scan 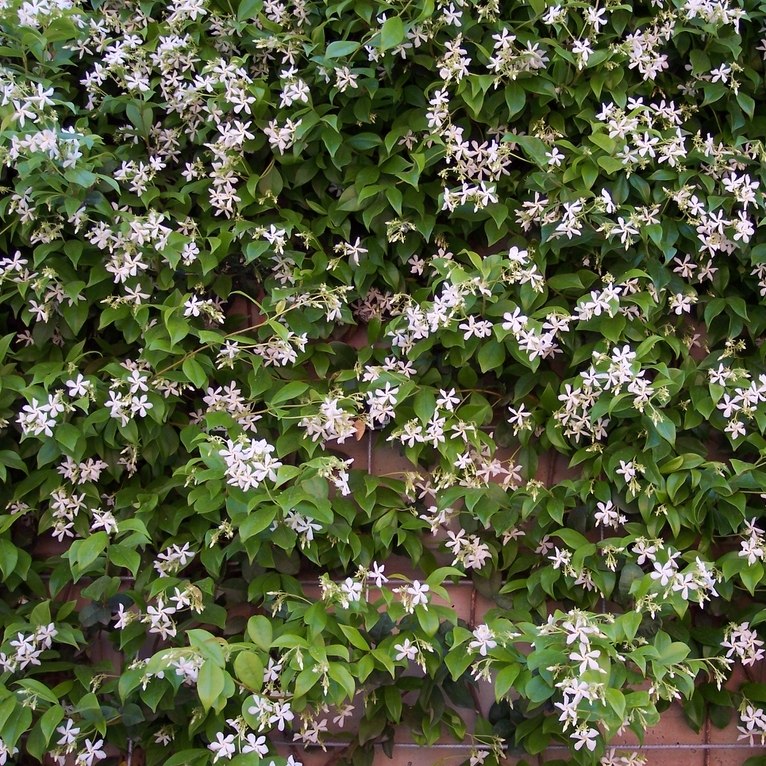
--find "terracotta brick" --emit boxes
[473,591,495,623]
[370,744,473,766]
[705,747,766,765]
[326,432,371,471]
[272,743,760,766]
[612,703,709,746]
[433,581,474,623]
[336,324,370,350]
[634,749,705,766]
[88,630,123,670]
[536,449,579,487]
[706,715,743,745]
[228,295,264,328]
[686,320,710,363]
[368,438,417,479]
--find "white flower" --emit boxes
[572,726,599,751]
[723,622,765,666]
[710,64,731,83]
[0,738,18,765]
[242,733,268,757]
[546,147,565,166]
[569,645,605,674]
[66,374,92,398]
[616,460,637,482]
[650,554,679,586]
[601,188,617,213]
[459,315,492,340]
[269,701,294,731]
[333,703,355,727]
[725,419,746,440]
[184,295,203,317]
[394,638,418,661]
[340,577,362,604]
[369,561,388,586]
[406,580,430,607]
[56,719,80,746]
[572,38,593,68]
[75,738,106,766]
[669,292,697,315]
[436,388,460,411]
[549,547,571,570]
[130,395,153,417]
[208,733,236,762]
[594,500,626,529]
[501,308,528,333]
[155,729,174,746]
[334,66,358,92]
[467,624,497,656]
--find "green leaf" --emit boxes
[329,663,356,699]
[513,134,549,167]
[525,675,552,704]
[656,641,690,666]
[293,667,319,698]
[182,357,208,388]
[74,532,109,571]
[495,665,519,698]
[0,333,14,364]
[702,83,727,105]
[0,539,18,579]
[417,606,439,636]
[197,660,226,711]
[1,704,31,749]
[234,651,264,692]
[737,91,756,119]
[741,563,764,595]
[413,388,435,423]
[383,684,402,720]
[581,161,598,189]
[325,40,360,58]
[247,616,273,651]
[380,16,404,50]
[236,0,262,21]
[26,705,64,760]
[652,413,676,445]
[188,629,227,665]
[683,691,705,733]
[504,84,526,117]
[164,750,208,766]
[269,381,309,406]
[598,156,624,174]
[339,624,370,650]
[477,341,505,373]
[109,544,141,575]
[445,648,474,681]
[56,422,82,455]
[239,506,278,541]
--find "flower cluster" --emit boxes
[0,623,57,673]
[3,0,766,762]
[114,584,203,641]
[218,436,282,491]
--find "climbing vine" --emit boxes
[1,0,766,764]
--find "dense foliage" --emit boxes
[2,0,766,763]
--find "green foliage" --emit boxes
[0,0,765,764]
